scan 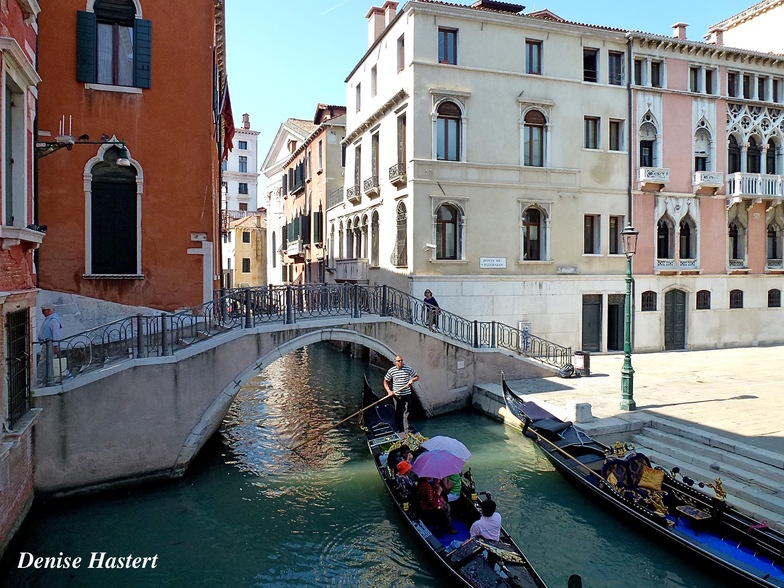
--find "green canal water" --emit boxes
[2,343,723,587]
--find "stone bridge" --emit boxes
[33,314,556,496]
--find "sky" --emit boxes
[225,0,747,175]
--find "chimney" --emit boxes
[383,1,398,26]
[672,22,688,40]
[706,27,725,46]
[365,6,385,47]
[242,113,250,130]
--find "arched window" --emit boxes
[523,110,545,167]
[393,202,407,267]
[657,219,672,259]
[346,218,354,257]
[88,146,139,275]
[371,211,379,267]
[353,216,362,258]
[436,101,461,161]
[768,223,781,260]
[694,127,710,171]
[679,217,695,259]
[521,208,541,260]
[338,221,344,259]
[329,224,334,264]
[728,136,741,174]
[639,121,656,167]
[361,214,369,259]
[78,0,151,89]
[435,204,461,260]
[729,289,744,309]
[696,290,711,310]
[729,222,741,260]
[641,291,657,311]
[769,289,782,308]
[272,232,277,268]
[766,139,777,175]
[747,137,761,173]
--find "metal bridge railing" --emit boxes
[34,284,571,387]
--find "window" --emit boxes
[743,74,752,99]
[774,79,780,103]
[769,289,782,308]
[371,65,377,98]
[521,208,541,260]
[77,2,151,88]
[435,203,462,260]
[272,232,276,267]
[657,219,673,259]
[747,137,761,174]
[679,218,695,259]
[3,75,24,227]
[705,69,714,95]
[583,48,599,83]
[371,132,380,180]
[729,221,743,260]
[584,117,599,149]
[523,109,545,167]
[438,28,457,65]
[307,152,312,179]
[89,147,139,275]
[728,136,741,174]
[356,83,361,112]
[238,140,248,150]
[758,76,767,101]
[767,223,782,260]
[584,215,600,254]
[608,51,623,85]
[397,114,407,164]
[239,183,248,194]
[696,290,711,310]
[242,258,251,273]
[689,67,699,92]
[526,39,542,75]
[766,139,776,174]
[609,216,623,254]
[394,202,407,267]
[650,60,662,88]
[318,140,323,170]
[242,231,250,243]
[695,126,710,171]
[436,101,461,161]
[341,143,346,168]
[239,202,247,212]
[633,58,643,85]
[640,120,656,167]
[397,35,405,71]
[727,72,737,97]
[641,291,657,311]
[729,289,743,309]
[371,211,379,267]
[239,156,248,173]
[354,145,362,187]
[609,120,623,151]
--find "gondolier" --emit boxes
[384,355,419,436]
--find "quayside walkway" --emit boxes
[476,346,784,531]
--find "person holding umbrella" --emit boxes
[384,355,419,436]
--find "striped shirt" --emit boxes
[384,364,418,396]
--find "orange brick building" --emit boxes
[0,0,43,556]
[35,0,226,310]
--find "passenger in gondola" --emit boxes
[396,460,416,496]
[416,477,457,536]
[441,473,461,503]
[470,494,502,541]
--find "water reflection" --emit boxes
[2,343,721,587]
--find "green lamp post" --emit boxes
[620,223,639,411]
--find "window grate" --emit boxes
[6,309,31,427]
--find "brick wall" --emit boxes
[0,429,35,556]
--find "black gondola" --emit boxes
[501,376,784,588]
[361,376,552,588]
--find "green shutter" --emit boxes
[76,11,97,83]
[134,19,152,88]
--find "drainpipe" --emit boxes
[33,13,40,287]
[627,34,634,222]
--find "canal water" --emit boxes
[2,343,722,587]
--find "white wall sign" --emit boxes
[480,257,506,268]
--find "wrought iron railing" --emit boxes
[34,284,572,387]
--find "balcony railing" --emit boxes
[693,171,723,193]
[286,238,304,257]
[346,185,361,204]
[363,175,380,196]
[728,258,747,269]
[638,167,670,190]
[656,258,675,269]
[334,258,369,282]
[766,258,783,269]
[327,188,344,210]
[678,258,698,269]
[726,172,784,198]
[389,162,407,186]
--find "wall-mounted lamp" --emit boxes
[36,134,131,166]
[423,243,437,251]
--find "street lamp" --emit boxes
[620,223,639,411]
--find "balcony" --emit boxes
[693,171,723,194]
[286,238,304,258]
[637,167,670,191]
[728,258,748,272]
[327,188,344,210]
[766,258,783,271]
[346,185,361,204]
[334,258,368,282]
[363,175,380,197]
[726,172,784,200]
[389,162,407,186]
[655,258,676,271]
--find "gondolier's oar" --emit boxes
[521,416,606,481]
[289,388,399,453]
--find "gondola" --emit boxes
[501,376,784,588]
[361,376,556,588]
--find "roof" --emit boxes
[229,214,266,229]
[709,0,784,32]
[261,118,319,175]
[286,118,318,137]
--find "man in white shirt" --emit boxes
[470,495,502,542]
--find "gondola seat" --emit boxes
[602,452,669,513]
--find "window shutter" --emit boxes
[134,19,152,88]
[76,11,97,83]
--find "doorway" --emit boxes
[664,289,687,350]
[581,294,601,352]
[607,294,625,352]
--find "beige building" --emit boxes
[706,0,784,53]
[224,213,267,288]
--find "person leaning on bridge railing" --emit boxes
[423,289,440,331]
[36,304,64,385]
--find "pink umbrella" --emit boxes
[411,449,466,479]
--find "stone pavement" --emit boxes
[504,345,784,454]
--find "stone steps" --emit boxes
[628,420,784,532]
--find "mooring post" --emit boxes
[136,314,144,358]
[244,288,252,328]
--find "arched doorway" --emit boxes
[664,289,687,350]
